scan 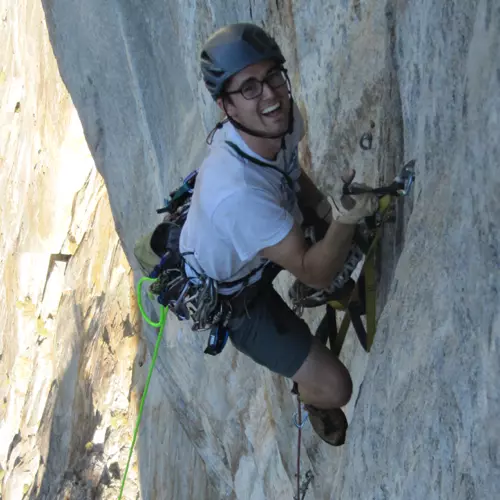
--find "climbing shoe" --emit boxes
[304,405,348,446]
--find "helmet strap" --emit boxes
[206,117,229,145]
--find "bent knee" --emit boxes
[294,341,353,408]
[326,366,353,407]
[300,368,352,408]
[314,355,352,407]
[315,371,352,408]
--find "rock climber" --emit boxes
[177,23,379,445]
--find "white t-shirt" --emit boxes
[179,103,305,294]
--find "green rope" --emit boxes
[136,277,167,328]
[118,276,168,499]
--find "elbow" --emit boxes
[300,271,333,290]
[311,276,334,290]
[299,257,336,290]
[317,267,343,289]
[317,276,335,289]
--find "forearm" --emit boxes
[297,169,326,209]
[302,220,355,289]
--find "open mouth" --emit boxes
[261,102,282,118]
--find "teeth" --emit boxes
[262,103,280,115]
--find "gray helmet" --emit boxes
[201,23,286,100]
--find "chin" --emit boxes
[269,118,290,137]
[272,123,290,137]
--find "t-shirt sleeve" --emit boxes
[211,188,294,261]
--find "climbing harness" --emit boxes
[145,136,299,356]
[118,277,168,500]
[146,171,236,354]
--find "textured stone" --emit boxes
[0,1,215,498]
[1,0,499,498]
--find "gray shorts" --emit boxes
[227,284,314,378]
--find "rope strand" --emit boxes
[296,396,302,499]
[118,278,168,499]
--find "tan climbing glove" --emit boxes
[328,170,379,225]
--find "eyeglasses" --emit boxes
[225,68,288,100]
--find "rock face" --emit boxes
[1,0,499,499]
[0,2,214,499]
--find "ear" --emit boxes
[217,95,235,120]
[216,96,225,113]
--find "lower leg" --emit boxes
[291,339,353,446]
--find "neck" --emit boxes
[238,131,283,160]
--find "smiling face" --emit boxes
[217,60,291,138]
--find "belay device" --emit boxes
[204,324,230,356]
